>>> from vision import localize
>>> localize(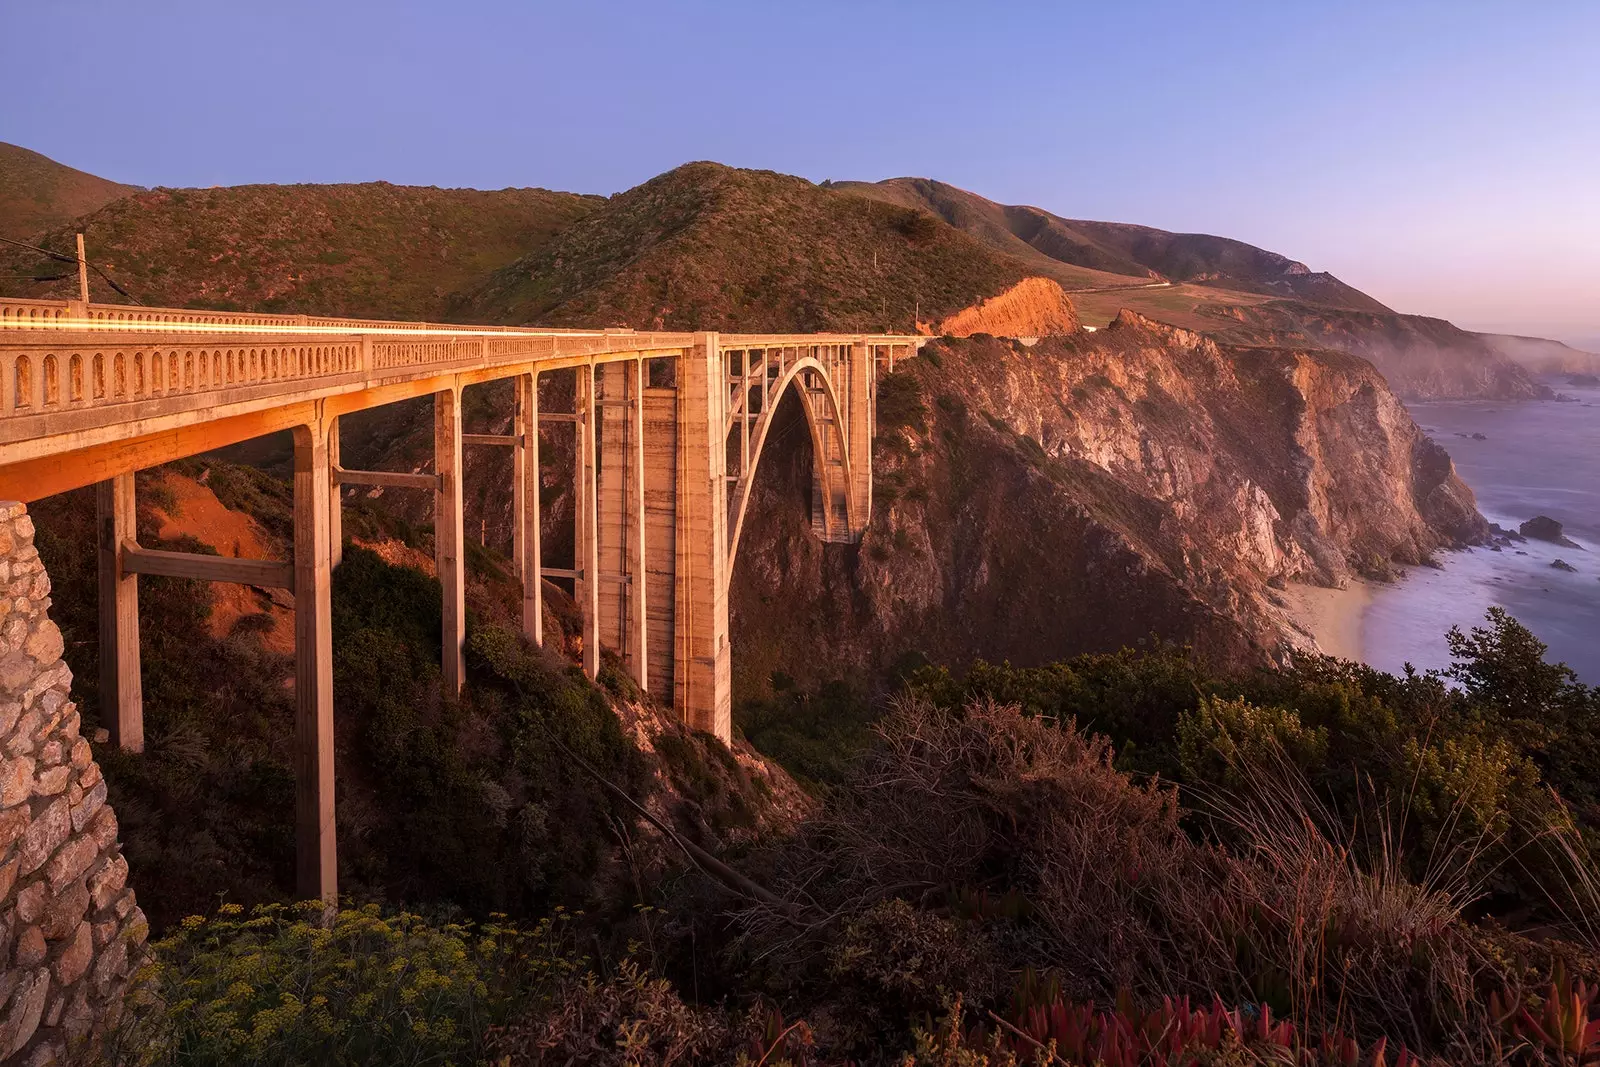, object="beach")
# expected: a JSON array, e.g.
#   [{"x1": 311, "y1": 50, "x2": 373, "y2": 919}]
[{"x1": 1279, "y1": 580, "x2": 1372, "y2": 661}]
